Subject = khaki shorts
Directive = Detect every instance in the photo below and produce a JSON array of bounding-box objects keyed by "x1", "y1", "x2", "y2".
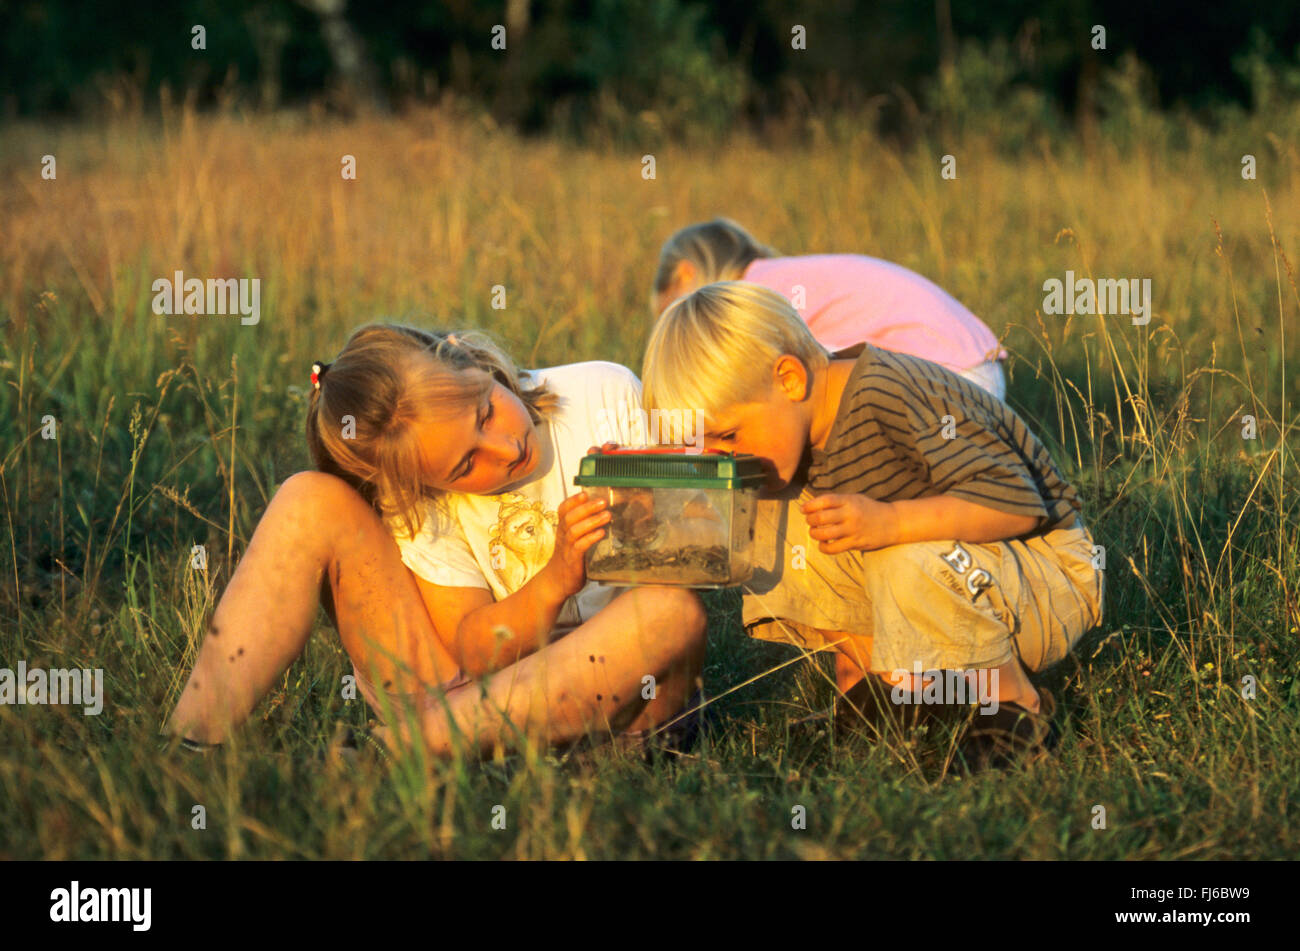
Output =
[{"x1": 740, "y1": 484, "x2": 1103, "y2": 674}]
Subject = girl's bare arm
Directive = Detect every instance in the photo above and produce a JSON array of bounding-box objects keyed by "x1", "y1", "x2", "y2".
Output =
[
  {"x1": 416, "y1": 570, "x2": 566, "y2": 678},
  {"x1": 417, "y1": 491, "x2": 612, "y2": 678}
]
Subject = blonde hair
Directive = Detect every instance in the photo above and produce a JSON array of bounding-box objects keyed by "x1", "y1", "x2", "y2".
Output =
[
  {"x1": 650, "y1": 218, "x2": 779, "y2": 312},
  {"x1": 641, "y1": 282, "x2": 830, "y2": 421},
  {"x1": 305, "y1": 323, "x2": 559, "y2": 538}
]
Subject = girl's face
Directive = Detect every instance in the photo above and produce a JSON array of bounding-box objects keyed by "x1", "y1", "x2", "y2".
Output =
[{"x1": 415, "y1": 368, "x2": 541, "y2": 495}]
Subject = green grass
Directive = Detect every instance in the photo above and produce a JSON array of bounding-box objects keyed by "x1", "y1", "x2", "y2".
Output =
[{"x1": 0, "y1": 104, "x2": 1296, "y2": 858}]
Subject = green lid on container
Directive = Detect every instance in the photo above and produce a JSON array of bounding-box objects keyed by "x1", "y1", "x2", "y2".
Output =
[{"x1": 573, "y1": 449, "x2": 766, "y2": 489}]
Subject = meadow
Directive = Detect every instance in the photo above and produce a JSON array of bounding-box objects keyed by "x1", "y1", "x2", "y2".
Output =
[{"x1": 0, "y1": 100, "x2": 1296, "y2": 858}]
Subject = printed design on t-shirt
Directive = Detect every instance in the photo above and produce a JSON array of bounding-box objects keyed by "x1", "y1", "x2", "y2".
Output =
[{"x1": 488, "y1": 493, "x2": 558, "y2": 590}]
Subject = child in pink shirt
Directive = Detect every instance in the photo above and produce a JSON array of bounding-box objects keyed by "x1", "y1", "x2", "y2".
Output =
[{"x1": 651, "y1": 218, "x2": 1008, "y2": 399}]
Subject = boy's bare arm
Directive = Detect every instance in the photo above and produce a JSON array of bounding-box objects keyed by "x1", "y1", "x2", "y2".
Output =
[
  {"x1": 889, "y1": 495, "x2": 1041, "y2": 544},
  {"x1": 802, "y1": 492, "x2": 1041, "y2": 553}
]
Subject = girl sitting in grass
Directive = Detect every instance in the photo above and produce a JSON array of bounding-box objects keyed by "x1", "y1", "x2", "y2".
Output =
[
  {"x1": 165, "y1": 324, "x2": 706, "y2": 757},
  {"x1": 651, "y1": 218, "x2": 1010, "y2": 399}
]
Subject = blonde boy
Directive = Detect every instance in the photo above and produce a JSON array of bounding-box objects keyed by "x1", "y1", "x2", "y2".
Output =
[{"x1": 641, "y1": 282, "x2": 1103, "y2": 769}]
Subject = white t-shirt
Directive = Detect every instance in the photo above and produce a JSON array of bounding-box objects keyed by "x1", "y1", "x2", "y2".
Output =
[{"x1": 387, "y1": 361, "x2": 647, "y2": 630}]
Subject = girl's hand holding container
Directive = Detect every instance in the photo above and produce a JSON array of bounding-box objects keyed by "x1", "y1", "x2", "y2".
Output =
[{"x1": 541, "y1": 490, "x2": 611, "y2": 600}]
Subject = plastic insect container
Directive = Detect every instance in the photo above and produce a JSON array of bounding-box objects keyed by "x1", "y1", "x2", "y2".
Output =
[{"x1": 573, "y1": 447, "x2": 767, "y2": 588}]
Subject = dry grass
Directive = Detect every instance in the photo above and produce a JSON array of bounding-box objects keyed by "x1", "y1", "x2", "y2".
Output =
[{"x1": 0, "y1": 104, "x2": 1296, "y2": 858}]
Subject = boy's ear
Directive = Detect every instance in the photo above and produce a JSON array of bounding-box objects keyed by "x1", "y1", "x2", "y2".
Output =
[
  {"x1": 672, "y1": 259, "x2": 697, "y2": 293},
  {"x1": 772, "y1": 354, "x2": 810, "y2": 401}
]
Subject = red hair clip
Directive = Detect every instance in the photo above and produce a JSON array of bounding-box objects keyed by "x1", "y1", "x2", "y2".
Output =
[{"x1": 311, "y1": 361, "x2": 326, "y2": 390}]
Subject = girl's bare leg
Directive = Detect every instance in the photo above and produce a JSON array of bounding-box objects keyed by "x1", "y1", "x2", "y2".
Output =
[
  {"x1": 165, "y1": 470, "x2": 459, "y2": 744},
  {"x1": 382, "y1": 586, "x2": 709, "y2": 757},
  {"x1": 168, "y1": 470, "x2": 708, "y2": 752}
]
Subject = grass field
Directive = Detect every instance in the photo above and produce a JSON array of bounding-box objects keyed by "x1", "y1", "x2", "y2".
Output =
[{"x1": 0, "y1": 102, "x2": 1297, "y2": 858}]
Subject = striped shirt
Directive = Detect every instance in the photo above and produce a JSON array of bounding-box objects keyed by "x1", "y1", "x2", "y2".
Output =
[{"x1": 808, "y1": 346, "x2": 1083, "y2": 534}]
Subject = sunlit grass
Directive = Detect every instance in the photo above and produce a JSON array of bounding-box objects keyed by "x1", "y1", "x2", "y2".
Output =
[{"x1": 0, "y1": 103, "x2": 1296, "y2": 858}]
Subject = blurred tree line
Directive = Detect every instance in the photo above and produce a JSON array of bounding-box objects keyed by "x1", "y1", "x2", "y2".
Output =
[{"x1": 3, "y1": 0, "x2": 1299, "y2": 142}]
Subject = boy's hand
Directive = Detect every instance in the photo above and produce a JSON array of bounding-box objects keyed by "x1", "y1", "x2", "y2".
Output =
[
  {"x1": 542, "y1": 491, "x2": 611, "y2": 599},
  {"x1": 801, "y1": 493, "x2": 899, "y2": 553}
]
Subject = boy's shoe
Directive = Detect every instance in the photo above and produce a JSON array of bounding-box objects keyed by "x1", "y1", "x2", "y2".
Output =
[
  {"x1": 956, "y1": 687, "x2": 1059, "y2": 772},
  {"x1": 834, "y1": 676, "x2": 935, "y2": 739}
]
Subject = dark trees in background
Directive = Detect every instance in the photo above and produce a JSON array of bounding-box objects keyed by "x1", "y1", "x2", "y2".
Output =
[{"x1": 2, "y1": 0, "x2": 1297, "y2": 132}]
